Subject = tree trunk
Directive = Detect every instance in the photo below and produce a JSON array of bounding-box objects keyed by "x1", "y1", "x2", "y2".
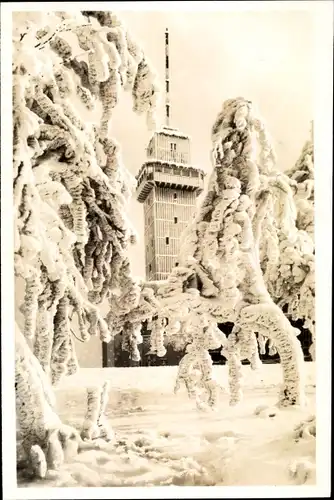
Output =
[{"x1": 15, "y1": 324, "x2": 81, "y2": 477}]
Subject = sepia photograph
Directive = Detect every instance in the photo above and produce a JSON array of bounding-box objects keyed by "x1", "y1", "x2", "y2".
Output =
[{"x1": 1, "y1": 1, "x2": 332, "y2": 498}]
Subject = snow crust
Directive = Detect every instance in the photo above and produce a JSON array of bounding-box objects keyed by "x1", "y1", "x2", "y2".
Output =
[{"x1": 18, "y1": 364, "x2": 316, "y2": 488}]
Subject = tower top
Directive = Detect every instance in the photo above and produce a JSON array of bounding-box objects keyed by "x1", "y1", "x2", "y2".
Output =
[
  {"x1": 135, "y1": 27, "x2": 205, "y2": 204},
  {"x1": 165, "y1": 27, "x2": 170, "y2": 127}
]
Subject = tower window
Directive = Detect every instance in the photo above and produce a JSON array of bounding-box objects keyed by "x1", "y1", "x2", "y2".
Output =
[
  {"x1": 165, "y1": 31, "x2": 169, "y2": 45},
  {"x1": 166, "y1": 80, "x2": 169, "y2": 93},
  {"x1": 173, "y1": 193, "x2": 177, "y2": 200},
  {"x1": 174, "y1": 217, "x2": 178, "y2": 224},
  {"x1": 165, "y1": 237, "x2": 169, "y2": 245},
  {"x1": 166, "y1": 55, "x2": 169, "y2": 69},
  {"x1": 166, "y1": 105, "x2": 170, "y2": 118},
  {"x1": 149, "y1": 264, "x2": 152, "y2": 272},
  {"x1": 175, "y1": 262, "x2": 179, "y2": 267},
  {"x1": 170, "y1": 142, "x2": 176, "y2": 151}
]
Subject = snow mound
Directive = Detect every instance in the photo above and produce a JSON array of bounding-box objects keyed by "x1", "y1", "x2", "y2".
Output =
[
  {"x1": 289, "y1": 459, "x2": 316, "y2": 485},
  {"x1": 293, "y1": 414, "x2": 316, "y2": 440},
  {"x1": 254, "y1": 404, "x2": 278, "y2": 418}
]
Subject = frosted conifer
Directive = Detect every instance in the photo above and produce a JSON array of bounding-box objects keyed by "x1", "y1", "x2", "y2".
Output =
[
  {"x1": 13, "y1": 10, "x2": 160, "y2": 476},
  {"x1": 155, "y1": 98, "x2": 306, "y2": 409},
  {"x1": 259, "y1": 126, "x2": 315, "y2": 359}
]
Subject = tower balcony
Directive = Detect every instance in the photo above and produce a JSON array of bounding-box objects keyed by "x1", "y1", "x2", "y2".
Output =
[
  {"x1": 136, "y1": 178, "x2": 155, "y2": 203},
  {"x1": 136, "y1": 161, "x2": 205, "y2": 203}
]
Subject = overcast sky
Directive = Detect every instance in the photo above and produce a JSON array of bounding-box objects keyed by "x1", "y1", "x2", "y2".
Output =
[{"x1": 109, "y1": 8, "x2": 314, "y2": 277}]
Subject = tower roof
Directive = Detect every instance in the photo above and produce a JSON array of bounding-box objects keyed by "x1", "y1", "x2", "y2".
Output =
[{"x1": 149, "y1": 126, "x2": 190, "y2": 141}]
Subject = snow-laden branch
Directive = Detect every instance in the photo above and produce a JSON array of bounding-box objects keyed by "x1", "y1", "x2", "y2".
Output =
[{"x1": 14, "y1": 10, "x2": 160, "y2": 382}]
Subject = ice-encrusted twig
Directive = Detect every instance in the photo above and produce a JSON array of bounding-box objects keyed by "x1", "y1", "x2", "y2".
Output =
[{"x1": 81, "y1": 381, "x2": 113, "y2": 441}]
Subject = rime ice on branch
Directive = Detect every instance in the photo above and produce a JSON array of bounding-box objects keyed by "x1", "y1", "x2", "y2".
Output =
[
  {"x1": 13, "y1": 10, "x2": 160, "y2": 476},
  {"x1": 156, "y1": 98, "x2": 306, "y2": 408}
]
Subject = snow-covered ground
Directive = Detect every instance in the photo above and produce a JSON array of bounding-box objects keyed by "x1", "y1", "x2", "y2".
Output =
[{"x1": 17, "y1": 363, "x2": 316, "y2": 488}]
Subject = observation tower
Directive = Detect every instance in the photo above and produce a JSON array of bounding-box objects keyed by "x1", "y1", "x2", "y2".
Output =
[{"x1": 136, "y1": 28, "x2": 205, "y2": 281}]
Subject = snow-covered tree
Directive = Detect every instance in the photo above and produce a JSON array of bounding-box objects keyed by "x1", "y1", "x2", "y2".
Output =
[
  {"x1": 13, "y1": 10, "x2": 160, "y2": 476},
  {"x1": 286, "y1": 124, "x2": 314, "y2": 239},
  {"x1": 285, "y1": 128, "x2": 315, "y2": 358},
  {"x1": 259, "y1": 126, "x2": 315, "y2": 359},
  {"x1": 154, "y1": 98, "x2": 306, "y2": 410}
]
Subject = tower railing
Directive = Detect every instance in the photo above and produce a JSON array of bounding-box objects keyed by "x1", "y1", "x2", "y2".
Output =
[{"x1": 146, "y1": 148, "x2": 189, "y2": 164}]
